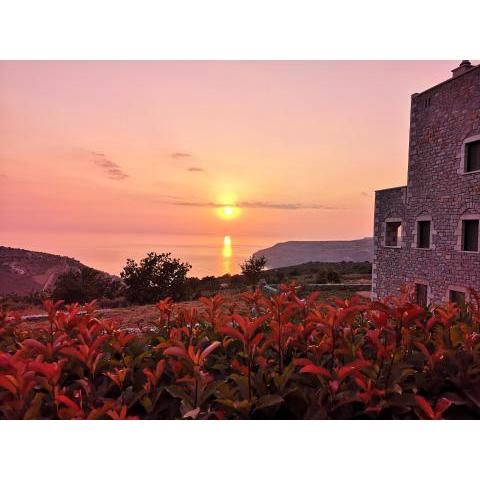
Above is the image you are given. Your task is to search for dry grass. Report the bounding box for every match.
[99,291,252,330]
[6,288,371,331]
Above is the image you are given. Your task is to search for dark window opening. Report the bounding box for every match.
[449,290,466,306]
[415,283,428,308]
[466,140,480,172]
[462,219,479,252]
[417,221,431,248]
[385,221,401,247]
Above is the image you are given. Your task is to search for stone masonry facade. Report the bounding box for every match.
[373,61,480,304]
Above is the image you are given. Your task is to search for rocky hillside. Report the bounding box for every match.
[0,246,116,296]
[254,238,373,269]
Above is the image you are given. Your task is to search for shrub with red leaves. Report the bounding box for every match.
[1,286,479,419]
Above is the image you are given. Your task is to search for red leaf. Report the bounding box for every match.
[415,395,435,419]
[336,360,371,380]
[0,375,17,395]
[219,326,244,344]
[163,346,189,360]
[60,346,85,362]
[250,332,264,348]
[22,338,47,352]
[56,394,80,411]
[199,341,221,364]
[300,364,332,378]
[435,398,452,418]
[250,314,270,336]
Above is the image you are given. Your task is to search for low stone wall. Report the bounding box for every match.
[264,283,371,296]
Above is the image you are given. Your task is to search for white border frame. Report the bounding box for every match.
[1,2,480,475]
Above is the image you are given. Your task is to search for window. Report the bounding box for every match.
[462,219,479,252]
[449,290,466,306]
[417,221,431,248]
[415,283,428,307]
[466,140,480,173]
[385,221,401,247]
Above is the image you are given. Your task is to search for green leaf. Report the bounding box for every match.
[199,380,222,405]
[273,363,294,392]
[132,351,151,367]
[165,385,191,404]
[140,396,153,413]
[217,399,252,413]
[254,394,284,411]
[228,374,249,399]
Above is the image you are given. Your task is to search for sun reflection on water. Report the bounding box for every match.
[222,235,232,274]
[223,235,232,256]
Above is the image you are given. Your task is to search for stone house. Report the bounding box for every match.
[373,61,480,305]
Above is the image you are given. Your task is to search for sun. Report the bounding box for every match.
[223,206,234,217]
[218,205,239,220]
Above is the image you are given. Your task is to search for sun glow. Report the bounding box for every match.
[217,205,240,220]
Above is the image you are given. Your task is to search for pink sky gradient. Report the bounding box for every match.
[0,61,469,273]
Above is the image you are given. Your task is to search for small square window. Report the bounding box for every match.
[462,219,479,252]
[415,283,428,307]
[385,221,401,247]
[417,221,431,249]
[449,290,466,306]
[466,140,480,172]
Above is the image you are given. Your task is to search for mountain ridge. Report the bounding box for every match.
[0,246,117,296]
[253,237,373,269]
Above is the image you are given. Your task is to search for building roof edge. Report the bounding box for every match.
[412,63,480,98]
[374,185,407,193]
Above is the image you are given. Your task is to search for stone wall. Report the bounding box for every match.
[373,64,480,303]
[372,186,407,299]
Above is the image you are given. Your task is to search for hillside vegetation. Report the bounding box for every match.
[1,286,479,419]
[0,246,118,296]
[1,253,371,314]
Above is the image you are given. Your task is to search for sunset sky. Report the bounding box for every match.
[0,61,466,274]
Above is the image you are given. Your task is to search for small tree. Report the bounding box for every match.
[120,252,191,304]
[240,255,267,286]
[52,267,120,304]
[315,270,328,284]
[326,269,341,284]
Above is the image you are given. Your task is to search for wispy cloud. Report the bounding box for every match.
[170,152,191,159]
[90,151,129,180]
[187,166,204,172]
[165,199,339,210]
[238,201,338,210]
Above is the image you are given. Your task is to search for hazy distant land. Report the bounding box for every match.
[253,238,373,269]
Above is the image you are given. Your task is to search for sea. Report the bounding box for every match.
[5,233,279,278]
